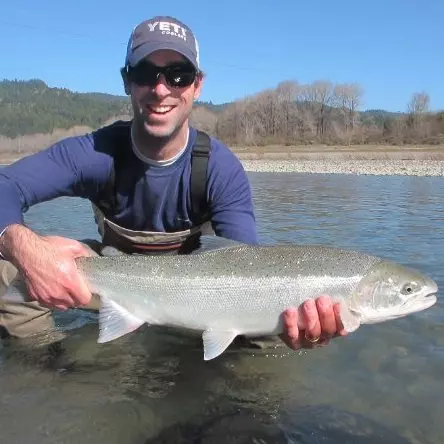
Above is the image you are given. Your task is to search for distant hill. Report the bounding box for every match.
[0,79,133,138]
[82,92,129,103]
[0,79,231,138]
[195,100,230,113]
[360,109,403,125]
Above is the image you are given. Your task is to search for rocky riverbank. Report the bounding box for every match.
[241,159,444,176]
[2,149,444,177]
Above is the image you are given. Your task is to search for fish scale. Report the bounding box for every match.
[77,244,382,279]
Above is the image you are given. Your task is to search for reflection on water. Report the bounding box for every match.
[144,404,415,443]
[1,171,444,443]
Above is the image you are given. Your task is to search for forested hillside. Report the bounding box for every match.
[1,78,443,154]
[0,79,132,138]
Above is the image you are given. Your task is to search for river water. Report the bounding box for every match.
[1,171,443,443]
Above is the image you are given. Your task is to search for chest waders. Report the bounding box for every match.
[91,123,213,255]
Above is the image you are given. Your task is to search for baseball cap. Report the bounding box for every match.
[125,16,200,70]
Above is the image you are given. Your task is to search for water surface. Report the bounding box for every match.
[1,171,443,443]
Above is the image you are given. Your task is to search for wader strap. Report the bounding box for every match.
[102,164,117,213]
[96,126,212,224]
[190,130,211,224]
[93,121,130,215]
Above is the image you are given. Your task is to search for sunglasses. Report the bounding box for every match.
[126,61,197,88]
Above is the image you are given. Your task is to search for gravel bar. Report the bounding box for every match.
[241,160,444,176]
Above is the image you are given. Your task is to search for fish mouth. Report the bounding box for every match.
[365,291,438,325]
[400,291,438,314]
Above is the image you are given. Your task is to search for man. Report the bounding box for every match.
[0,15,347,349]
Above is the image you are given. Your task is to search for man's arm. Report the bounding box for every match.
[0,131,112,308]
[0,225,93,309]
[0,132,110,234]
[206,143,258,244]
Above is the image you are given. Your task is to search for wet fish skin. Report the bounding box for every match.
[4,237,438,360]
[78,239,438,359]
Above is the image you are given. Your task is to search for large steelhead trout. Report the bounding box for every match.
[5,236,438,360]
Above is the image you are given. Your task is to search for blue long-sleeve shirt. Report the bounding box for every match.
[0,121,258,244]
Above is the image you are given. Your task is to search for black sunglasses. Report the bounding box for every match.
[125,61,197,88]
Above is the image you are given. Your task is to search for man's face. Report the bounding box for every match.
[126,50,203,139]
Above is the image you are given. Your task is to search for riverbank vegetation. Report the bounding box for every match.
[1,79,443,155]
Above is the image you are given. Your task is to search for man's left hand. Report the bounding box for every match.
[280,295,348,350]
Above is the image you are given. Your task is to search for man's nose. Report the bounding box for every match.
[151,75,171,98]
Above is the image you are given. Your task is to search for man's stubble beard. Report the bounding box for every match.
[133,109,191,152]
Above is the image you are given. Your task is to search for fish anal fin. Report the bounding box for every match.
[202,329,238,360]
[98,297,145,343]
[338,300,361,333]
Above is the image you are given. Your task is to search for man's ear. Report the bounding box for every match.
[120,67,131,95]
[193,72,204,101]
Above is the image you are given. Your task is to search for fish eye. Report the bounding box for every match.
[401,282,417,295]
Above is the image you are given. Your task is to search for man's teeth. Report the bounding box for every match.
[148,105,173,114]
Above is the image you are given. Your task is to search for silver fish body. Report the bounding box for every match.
[74,239,438,360]
[5,237,438,360]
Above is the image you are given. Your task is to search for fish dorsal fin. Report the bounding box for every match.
[202,329,238,360]
[98,297,145,343]
[186,235,246,255]
[338,300,361,333]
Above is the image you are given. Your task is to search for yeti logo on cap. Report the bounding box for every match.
[144,21,188,41]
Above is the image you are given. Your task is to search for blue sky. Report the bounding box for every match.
[1,0,442,112]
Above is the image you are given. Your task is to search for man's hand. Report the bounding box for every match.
[280,295,348,350]
[0,224,94,310]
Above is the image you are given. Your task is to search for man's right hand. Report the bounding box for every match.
[0,224,93,310]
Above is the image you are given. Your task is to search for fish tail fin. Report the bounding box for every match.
[338,300,361,333]
[2,274,30,304]
[98,296,145,343]
[2,273,144,343]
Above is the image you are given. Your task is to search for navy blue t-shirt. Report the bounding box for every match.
[0,121,258,244]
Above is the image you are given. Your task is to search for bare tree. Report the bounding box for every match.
[333,83,364,144]
[408,92,430,115]
[190,106,218,134]
[275,81,299,142]
[407,91,430,138]
[301,80,334,140]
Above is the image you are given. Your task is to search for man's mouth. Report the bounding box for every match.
[146,105,175,115]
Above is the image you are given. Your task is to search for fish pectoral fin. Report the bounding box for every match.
[98,297,145,343]
[202,329,238,361]
[338,300,361,333]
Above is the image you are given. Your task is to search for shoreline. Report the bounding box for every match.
[240,159,444,176]
[2,152,444,177]
[236,148,444,176]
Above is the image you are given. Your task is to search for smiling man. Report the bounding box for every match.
[0,16,347,349]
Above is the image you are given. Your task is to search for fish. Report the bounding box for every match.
[3,236,438,361]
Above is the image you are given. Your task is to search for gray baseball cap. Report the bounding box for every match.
[125,16,200,69]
